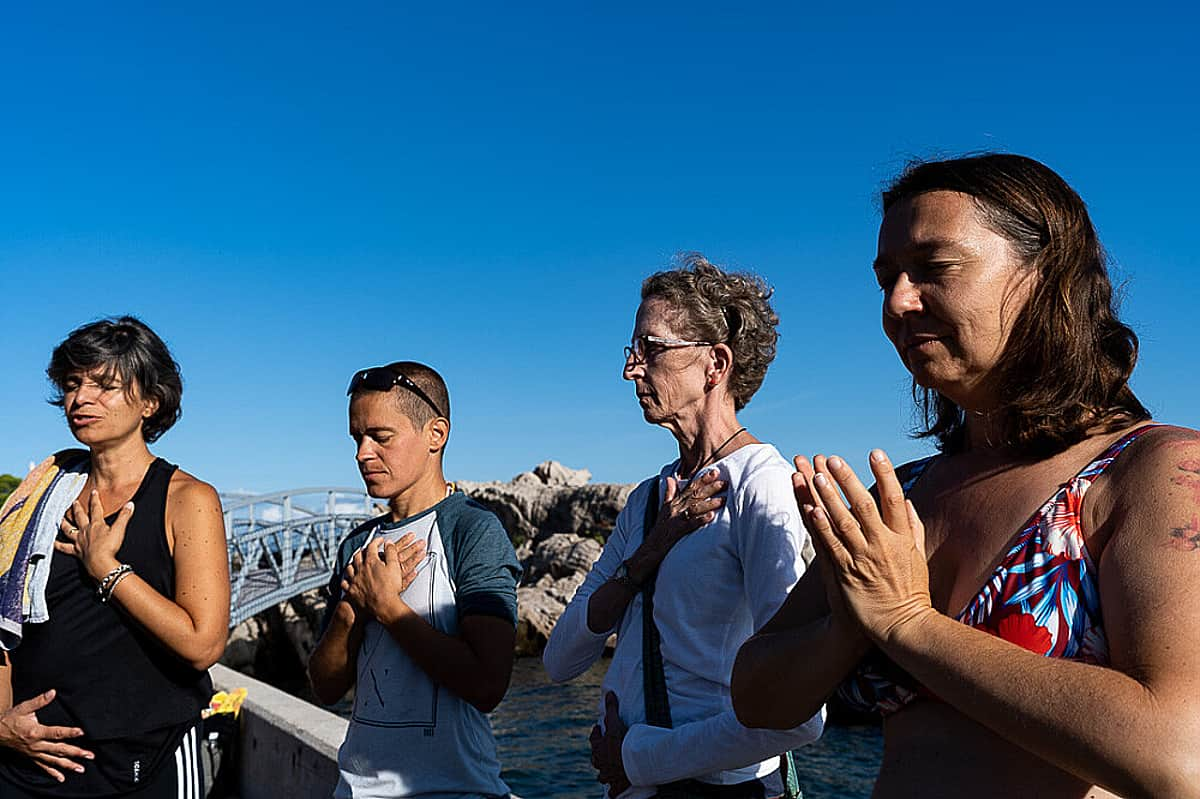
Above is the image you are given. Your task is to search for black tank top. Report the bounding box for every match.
[0,458,213,796]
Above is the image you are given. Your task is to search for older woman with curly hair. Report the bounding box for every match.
[544,255,824,799]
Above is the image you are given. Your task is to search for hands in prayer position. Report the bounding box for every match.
[793,450,933,646]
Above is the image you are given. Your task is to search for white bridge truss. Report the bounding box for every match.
[221,488,379,627]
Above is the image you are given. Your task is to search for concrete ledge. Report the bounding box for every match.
[211,664,347,799]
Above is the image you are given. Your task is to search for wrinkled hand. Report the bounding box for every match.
[633,471,726,579]
[0,689,93,783]
[341,534,427,624]
[589,692,631,797]
[56,491,133,581]
[800,450,933,647]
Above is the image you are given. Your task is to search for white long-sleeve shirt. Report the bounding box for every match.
[543,443,825,798]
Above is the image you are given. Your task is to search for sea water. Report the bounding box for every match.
[488,659,882,799]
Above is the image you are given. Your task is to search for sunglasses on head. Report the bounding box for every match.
[346,367,447,419]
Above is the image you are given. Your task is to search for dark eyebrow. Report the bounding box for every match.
[364,426,398,436]
[874,239,973,271]
[349,425,397,437]
[64,371,125,388]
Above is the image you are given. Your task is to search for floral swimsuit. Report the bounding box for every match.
[838,425,1158,716]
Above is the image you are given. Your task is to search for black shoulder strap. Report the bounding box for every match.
[640,477,674,729]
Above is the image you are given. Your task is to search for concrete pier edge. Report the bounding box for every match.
[210,663,346,799]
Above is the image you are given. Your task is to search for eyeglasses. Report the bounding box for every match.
[346,367,447,419]
[623,335,714,365]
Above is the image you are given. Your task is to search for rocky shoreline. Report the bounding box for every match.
[221,461,634,680]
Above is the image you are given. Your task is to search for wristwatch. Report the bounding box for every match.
[613,560,642,592]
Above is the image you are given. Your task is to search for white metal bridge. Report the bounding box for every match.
[221,488,379,627]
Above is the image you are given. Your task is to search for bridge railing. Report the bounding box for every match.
[221,488,379,627]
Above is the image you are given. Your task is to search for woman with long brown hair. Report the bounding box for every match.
[732,154,1200,797]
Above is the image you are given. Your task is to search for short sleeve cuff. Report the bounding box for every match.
[458,591,518,626]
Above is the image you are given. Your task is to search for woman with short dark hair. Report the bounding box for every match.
[0,316,229,798]
[732,154,1200,798]
[545,255,823,798]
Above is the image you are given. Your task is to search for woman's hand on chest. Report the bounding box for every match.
[56,490,133,581]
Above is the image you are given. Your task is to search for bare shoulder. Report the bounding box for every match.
[1101,424,1200,495]
[165,470,225,544]
[1093,424,1200,555]
[166,469,222,508]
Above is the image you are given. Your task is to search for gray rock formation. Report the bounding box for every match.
[521,532,604,584]
[533,460,592,488]
[458,460,634,547]
[223,617,266,673]
[513,533,604,655]
[280,591,326,664]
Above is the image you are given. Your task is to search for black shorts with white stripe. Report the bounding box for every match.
[0,722,203,798]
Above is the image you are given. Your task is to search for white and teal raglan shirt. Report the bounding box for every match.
[325,490,521,799]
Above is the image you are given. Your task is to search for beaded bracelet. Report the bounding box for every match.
[96,564,133,600]
[96,564,126,592]
[102,568,134,603]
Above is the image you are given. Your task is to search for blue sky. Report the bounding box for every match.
[2,3,1197,492]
